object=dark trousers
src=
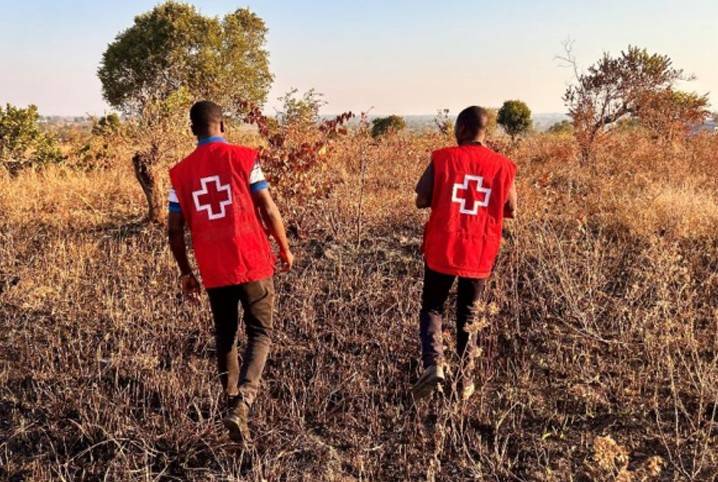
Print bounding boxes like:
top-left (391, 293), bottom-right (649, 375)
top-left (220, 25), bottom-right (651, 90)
top-left (207, 277), bottom-right (275, 405)
top-left (419, 265), bottom-right (486, 371)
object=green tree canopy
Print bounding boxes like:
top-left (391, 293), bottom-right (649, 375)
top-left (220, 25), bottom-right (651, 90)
top-left (371, 115), bottom-right (406, 138)
top-left (98, 1), bottom-right (272, 116)
top-left (497, 100), bottom-right (532, 139)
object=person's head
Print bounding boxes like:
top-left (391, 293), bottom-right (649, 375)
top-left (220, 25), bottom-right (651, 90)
top-left (190, 100), bottom-right (224, 138)
top-left (454, 106), bottom-right (489, 145)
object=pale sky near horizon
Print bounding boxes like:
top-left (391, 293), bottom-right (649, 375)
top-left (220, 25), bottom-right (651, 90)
top-left (1, 1), bottom-right (716, 116)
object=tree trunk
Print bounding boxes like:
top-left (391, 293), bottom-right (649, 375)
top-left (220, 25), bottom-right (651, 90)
top-left (132, 144), bottom-right (162, 224)
top-left (578, 129), bottom-right (597, 165)
top-left (579, 143), bottom-right (593, 164)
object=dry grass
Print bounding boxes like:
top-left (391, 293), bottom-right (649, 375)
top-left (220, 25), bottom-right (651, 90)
top-left (1, 129), bottom-right (718, 481)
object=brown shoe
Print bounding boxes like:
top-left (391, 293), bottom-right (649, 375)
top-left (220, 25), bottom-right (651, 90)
top-left (222, 397), bottom-right (251, 443)
top-left (411, 365), bottom-right (445, 400)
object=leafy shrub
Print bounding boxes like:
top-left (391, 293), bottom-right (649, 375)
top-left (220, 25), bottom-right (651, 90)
top-left (635, 88), bottom-right (710, 140)
top-left (547, 120), bottom-right (573, 135)
top-left (0, 103), bottom-right (63, 173)
top-left (276, 88), bottom-right (325, 128)
top-left (91, 113), bottom-right (122, 136)
top-left (371, 115), bottom-right (406, 138)
top-left (73, 114), bottom-right (128, 171)
top-left (238, 95), bottom-right (353, 217)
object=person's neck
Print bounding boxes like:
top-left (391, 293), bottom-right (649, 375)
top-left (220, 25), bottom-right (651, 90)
top-left (459, 137), bottom-right (484, 146)
top-left (197, 132), bottom-right (223, 140)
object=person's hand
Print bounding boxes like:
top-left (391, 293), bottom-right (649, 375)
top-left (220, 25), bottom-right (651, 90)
top-left (179, 273), bottom-right (201, 303)
top-left (279, 249), bottom-right (294, 272)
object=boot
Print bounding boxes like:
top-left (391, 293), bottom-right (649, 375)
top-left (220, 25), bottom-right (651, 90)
top-left (411, 364), bottom-right (445, 400)
top-left (222, 396), bottom-right (251, 444)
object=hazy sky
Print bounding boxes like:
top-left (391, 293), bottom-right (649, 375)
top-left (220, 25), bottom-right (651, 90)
top-left (1, 0), bottom-right (716, 116)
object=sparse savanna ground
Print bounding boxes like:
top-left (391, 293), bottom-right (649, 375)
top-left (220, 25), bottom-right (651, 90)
top-left (1, 127), bottom-right (718, 481)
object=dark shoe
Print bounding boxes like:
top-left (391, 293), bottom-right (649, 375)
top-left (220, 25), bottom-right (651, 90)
top-left (411, 364), bottom-right (445, 400)
top-left (223, 398), bottom-right (251, 443)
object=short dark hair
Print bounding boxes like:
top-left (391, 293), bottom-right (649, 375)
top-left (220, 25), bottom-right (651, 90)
top-left (190, 101), bottom-right (223, 131)
top-left (455, 106), bottom-right (489, 141)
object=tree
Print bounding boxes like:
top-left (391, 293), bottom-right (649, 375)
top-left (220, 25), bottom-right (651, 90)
top-left (276, 88), bottom-right (325, 128)
top-left (635, 89), bottom-right (709, 140)
top-left (371, 115), bottom-right (406, 138)
top-left (559, 44), bottom-right (703, 160)
top-left (434, 108), bottom-right (453, 136)
top-left (497, 100), bottom-right (532, 140)
top-left (0, 103), bottom-right (63, 173)
top-left (98, 1), bottom-right (273, 222)
top-left (98, 1), bottom-right (271, 117)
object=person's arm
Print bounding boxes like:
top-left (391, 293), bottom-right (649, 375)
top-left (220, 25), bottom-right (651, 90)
top-left (504, 181), bottom-right (518, 219)
top-left (251, 189), bottom-right (294, 271)
top-left (415, 163), bottom-right (434, 209)
top-left (168, 210), bottom-right (200, 299)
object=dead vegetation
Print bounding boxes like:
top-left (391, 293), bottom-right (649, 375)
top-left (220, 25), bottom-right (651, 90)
top-left (1, 127), bottom-right (717, 480)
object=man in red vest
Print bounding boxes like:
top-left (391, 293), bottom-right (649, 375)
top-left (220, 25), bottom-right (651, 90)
top-left (167, 101), bottom-right (294, 443)
top-left (412, 106), bottom-right (517, 401)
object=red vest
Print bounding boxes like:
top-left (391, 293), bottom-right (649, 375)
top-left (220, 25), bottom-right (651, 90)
top-left (169, 142), bottom-right (274, 288)
top-left (423, 144), bottom-right (516, 279)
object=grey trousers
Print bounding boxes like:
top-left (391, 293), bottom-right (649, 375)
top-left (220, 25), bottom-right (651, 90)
top-left (207, 277), bottom-right (275, 405)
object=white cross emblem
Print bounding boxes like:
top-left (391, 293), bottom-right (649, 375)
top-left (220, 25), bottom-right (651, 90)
top-left (192, 175), bottom-right (233, 220)
top-left (451, 174), bottom-right (491, 215)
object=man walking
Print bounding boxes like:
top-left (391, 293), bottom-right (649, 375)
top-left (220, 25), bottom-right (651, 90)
top-left (412, 106), bottom-right (517, 401)
top-left (168, 101), bottom-right (293, 442)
